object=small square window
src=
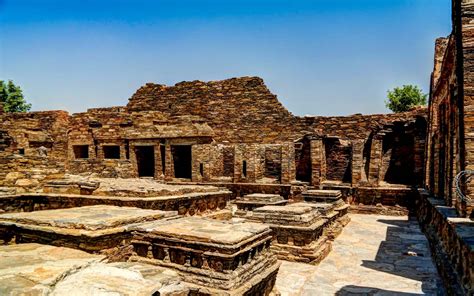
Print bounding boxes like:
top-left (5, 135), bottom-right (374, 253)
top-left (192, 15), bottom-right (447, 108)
top-left (73, 145), bottom-right (89, 159)
top-left (103, 145), bottom-right (120, 159)
top-left (18, 148), bottom-right (25, 155)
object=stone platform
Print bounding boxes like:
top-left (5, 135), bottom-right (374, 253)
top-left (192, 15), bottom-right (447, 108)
top-left (249, 204), bottom-right (331, 264)
top-left (234, 193), bottom-right (287, 216)
top-left (0, 243), bottom-right (189, 295)
top-left (289, 202), bottom-right (350, 241)
top-left (0, 205), bottom-right (177, 252)
top-left (302, 189), bottom-right (342, 203)
top-left (0, 190), bottom-right (231, 216)
top-left (131, 216), bottom-right (280, 295)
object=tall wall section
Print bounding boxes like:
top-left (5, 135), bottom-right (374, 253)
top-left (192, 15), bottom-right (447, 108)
top-left (127, 77), bottom-right (298, 143)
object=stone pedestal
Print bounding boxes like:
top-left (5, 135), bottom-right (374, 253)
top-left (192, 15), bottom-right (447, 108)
top-left (302, 189), bottom-right (342, 203)
top-left (234, 193), bottom-right (287, 215)
top-left (130, 217), bottom-right (280, 295)
top-left (249, 204), bottom-right (331, 264)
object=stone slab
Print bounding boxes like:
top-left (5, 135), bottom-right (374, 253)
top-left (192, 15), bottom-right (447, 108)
top-left (0, 205), bottom-right (176, 231)
top-left (305, 189), bottom-right (342, 198)
top-left (251, 204), bottom-right (323, 226)
top-left (0, 243), bottom-right (188, 296)
top-left (134, 216), bottom-right (270, 247)
top-left (241, 193), bottom-right (284, 201)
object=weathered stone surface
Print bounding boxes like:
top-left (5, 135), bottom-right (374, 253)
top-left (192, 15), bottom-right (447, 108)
top-left (0, 205), bottom-right (176, 231)
top-left (416, 189), bottom-right (474, 295)
top-left (0, 243), bottom-right (188, 296)
top-left (50, 262), bottom-right (188, 296)
top-left (275, 214), bottom-right (444, 295)
top-left (0, 206), bottom-right (178, 252)
top-left (131, 217), bottom-right (280, 294)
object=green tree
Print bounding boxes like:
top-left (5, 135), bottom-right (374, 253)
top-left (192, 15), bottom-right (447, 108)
top-left (385, 85), bottom-right (427, 113)
top-left (0, 80), bottom-right (32, 113)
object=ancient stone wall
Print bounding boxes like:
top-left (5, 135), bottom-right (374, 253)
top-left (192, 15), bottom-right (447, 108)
top-left (127, 77), bottom-right (297, 143)
top-left (416, 189), bottom-right (473, 295)
top-left (425, 0), bottom-right (474, 217)
top-left (0, 111), bottom-right (69, 191)
top-left (0, 76), bottom-right (426, 192)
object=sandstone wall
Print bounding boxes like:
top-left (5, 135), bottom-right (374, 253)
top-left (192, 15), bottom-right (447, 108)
top-left (0, 111), bottom-right (69, 191)
top-left (425, 0), bottom-right (474, 217)
top-left (416, 189), bottom-right (473, 295)
top-left (127, 77), bottom-right (297, 143)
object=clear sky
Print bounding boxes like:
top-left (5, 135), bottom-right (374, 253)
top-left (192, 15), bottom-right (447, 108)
top-left (0, 0), bottom-right (451, 116)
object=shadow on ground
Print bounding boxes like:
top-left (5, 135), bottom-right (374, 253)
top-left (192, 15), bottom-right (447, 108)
top-left (357, 217), bottom-right (444, 295)
top-left (336, 285), bottom-right (424, 295)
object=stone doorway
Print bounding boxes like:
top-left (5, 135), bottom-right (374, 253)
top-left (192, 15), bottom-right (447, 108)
top-left (135, 146), bottom-right (155, 177)
top-left (171, 145), bottom-right (192, 179)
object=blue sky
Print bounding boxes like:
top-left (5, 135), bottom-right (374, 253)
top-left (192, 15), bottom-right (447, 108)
top-left (0, 0), bottom-right (451, 115)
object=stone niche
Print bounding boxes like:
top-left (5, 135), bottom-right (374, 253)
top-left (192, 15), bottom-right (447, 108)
top-left (0, 205), bottom-right (177, 252)
top-left (130, 216), bottom-right (280, 295)
top-left (249, 204), bottom-right (331, 264)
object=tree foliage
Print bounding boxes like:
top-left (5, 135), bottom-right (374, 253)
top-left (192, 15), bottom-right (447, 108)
top-left (0, 80), bottom-right (32, 113)
top-left (385, 85), bottom-right (427, 113)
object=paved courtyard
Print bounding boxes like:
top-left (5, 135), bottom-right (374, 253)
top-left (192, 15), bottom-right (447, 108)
top-left (276, 214), bottom-right (444, 295)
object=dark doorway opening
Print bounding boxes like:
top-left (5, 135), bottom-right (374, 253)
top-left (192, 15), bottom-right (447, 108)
top-left (171, 145), bottom-right (192, 179)
top-left (135, 146), bottom-right (155, 177)
top-left (295, 139), bottom-right (311, 182)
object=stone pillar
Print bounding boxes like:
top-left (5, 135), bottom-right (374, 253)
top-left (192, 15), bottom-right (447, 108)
top-left (155, 144), bottom-right (164, 181)
top-left (310, 139), bottom-right (324, 186)
top-left (164, 142), bottom-right (174, 181)
top-left (351, 140), bottom-right (364, 186)
top-left (368, 138), bottom-right (383, 185)
top-left (234, 145), bottom-right (243, 182)
top-left (129, 144), bottom-right (139, 178)
top-left (281, 143), bottom-right (295, 184)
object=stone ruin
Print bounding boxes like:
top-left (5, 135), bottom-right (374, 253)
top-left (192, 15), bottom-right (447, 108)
top-left (0, 75), bottom-right (431, 294)
top-left (2, 0), bottom-right (474, 294)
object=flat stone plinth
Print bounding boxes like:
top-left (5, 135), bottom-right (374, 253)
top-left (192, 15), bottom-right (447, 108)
top-left (0, 191), bottom-right (231, 216)
top-left (234, 193), bottom-right (287, 213)
top-left (250, 204), bottom-right (330, 264)
top-left (289, 202), bottom-right (350, 240)
top-left (0, 243), bottom-right (188, 295)
top-left (0, 205), bottom-right (177, 252)
top-left (251, 204), bottom-right (323, 227)
top-left (303, 189), bottom-right (342, 203)
top-left (131, 217), bottom-right (280, 295)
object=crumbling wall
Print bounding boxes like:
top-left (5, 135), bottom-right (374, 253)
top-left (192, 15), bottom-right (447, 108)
top-left (127, 77), bottom-right (298, 143)
top-left (0, 111), bottom-right (69, 191)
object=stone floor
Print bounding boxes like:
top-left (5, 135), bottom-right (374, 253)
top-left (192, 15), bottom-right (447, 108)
top-left (0, 244), bottom-right (188, 295)
top-left (276, 214), bottom-right (444, 296)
